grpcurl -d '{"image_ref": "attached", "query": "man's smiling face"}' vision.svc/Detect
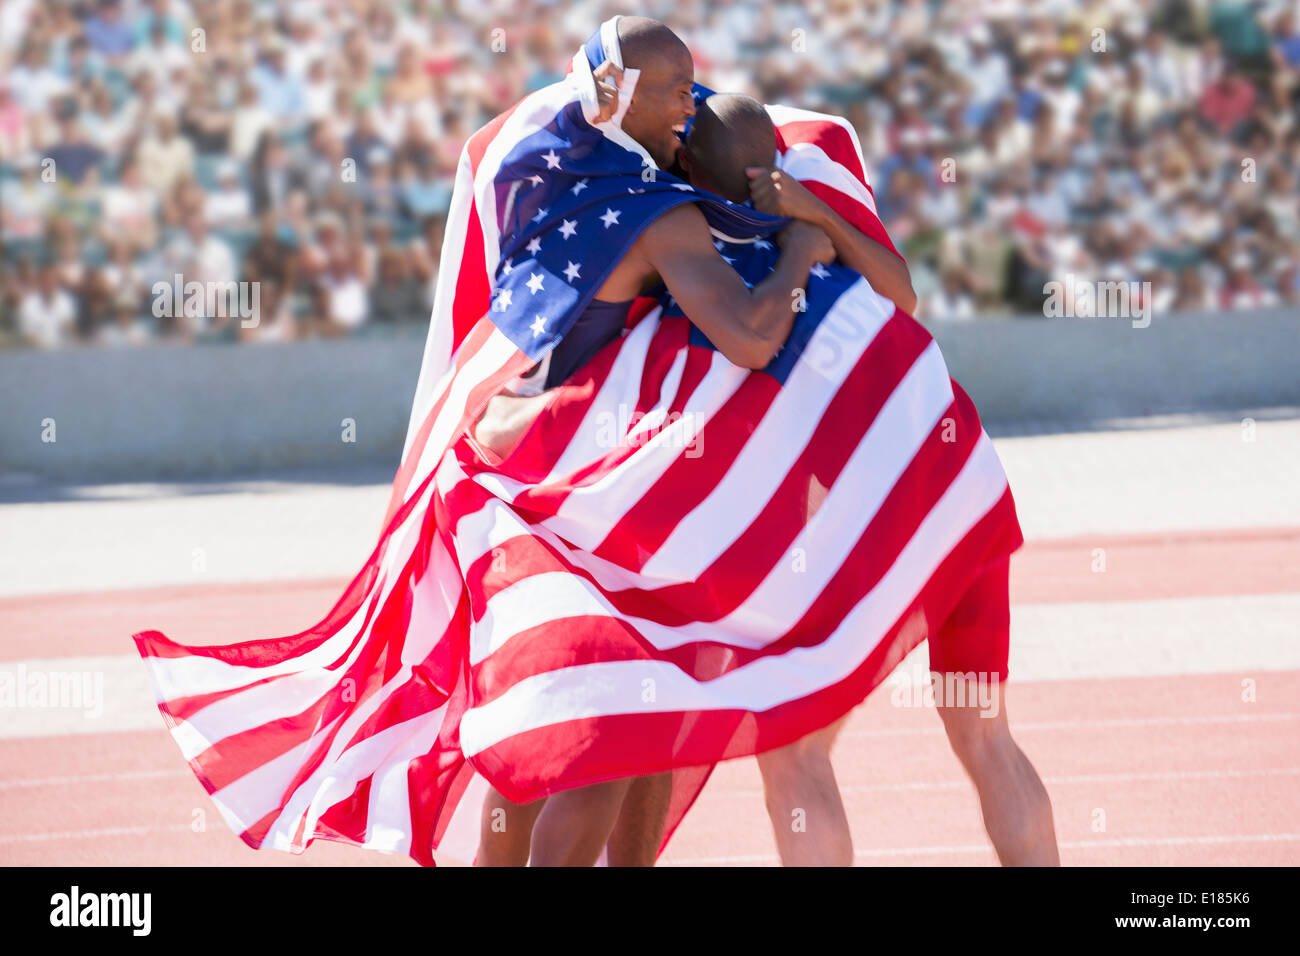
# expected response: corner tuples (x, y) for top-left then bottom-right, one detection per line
(620, 46), (697, 171)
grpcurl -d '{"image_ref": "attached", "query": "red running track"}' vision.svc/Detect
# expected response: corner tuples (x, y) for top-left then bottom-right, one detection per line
(2, 528), (1298, 866)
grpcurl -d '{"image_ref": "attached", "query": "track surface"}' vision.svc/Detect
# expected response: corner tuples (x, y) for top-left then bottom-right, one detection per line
(3, 416), (1298, 866)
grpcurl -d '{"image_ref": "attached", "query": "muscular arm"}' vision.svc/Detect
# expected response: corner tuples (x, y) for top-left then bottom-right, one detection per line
(811, 200), (917, 314)
(748, 167), (917, 314)
(633, 204), (824, 370)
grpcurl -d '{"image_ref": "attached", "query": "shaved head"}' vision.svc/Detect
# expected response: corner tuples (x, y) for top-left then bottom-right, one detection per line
(616, 16), (690, 71)
(684, 93), (776, 202)
(614, 16), (696, 169)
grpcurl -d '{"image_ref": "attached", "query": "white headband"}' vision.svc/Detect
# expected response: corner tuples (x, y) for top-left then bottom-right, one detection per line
(570, 16), (647, 164)
(600, 15), (624, 69)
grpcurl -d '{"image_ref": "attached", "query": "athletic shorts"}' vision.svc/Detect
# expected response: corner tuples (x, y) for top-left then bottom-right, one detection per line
(927, 554), (1011, 681)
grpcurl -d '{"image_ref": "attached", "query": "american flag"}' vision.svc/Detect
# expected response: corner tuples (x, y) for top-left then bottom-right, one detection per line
(133, 18), (1023, 866)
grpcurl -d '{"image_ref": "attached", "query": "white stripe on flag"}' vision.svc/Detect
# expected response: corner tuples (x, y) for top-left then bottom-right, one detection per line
(778, 141), (879, 214)
(457, 434), (1009, 757)
(642, 281), (893, 580)
(717, 339), (956, 640)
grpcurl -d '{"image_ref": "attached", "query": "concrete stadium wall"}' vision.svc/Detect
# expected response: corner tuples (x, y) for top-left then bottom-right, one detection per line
(926, 309), (1298, 425)
(0, 333), (428, 482)
(1, 310), (1296, 481)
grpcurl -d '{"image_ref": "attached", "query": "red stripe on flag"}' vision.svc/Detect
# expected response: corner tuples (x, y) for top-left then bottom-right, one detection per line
(471, 486), (1019, 810)
(316, 776), (373, 845)
(451, 198), (492, 356)
(803, 180), (902, 261)
(776, 117), (867, 188)
(592, 365), (781, 570)
(467, 101), (523, 176)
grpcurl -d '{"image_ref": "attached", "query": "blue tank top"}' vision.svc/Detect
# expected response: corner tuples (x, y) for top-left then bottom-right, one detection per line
(538, 297), (633, 388)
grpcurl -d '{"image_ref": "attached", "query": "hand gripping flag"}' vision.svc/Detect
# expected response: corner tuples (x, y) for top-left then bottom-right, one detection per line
(133, 17), (1023, 866)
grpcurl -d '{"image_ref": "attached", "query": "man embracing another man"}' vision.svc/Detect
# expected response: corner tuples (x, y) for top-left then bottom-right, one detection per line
(132, 15), (1058, 869)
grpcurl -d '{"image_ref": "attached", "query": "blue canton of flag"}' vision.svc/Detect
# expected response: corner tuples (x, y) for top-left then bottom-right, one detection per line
(484, 98), (788, 364)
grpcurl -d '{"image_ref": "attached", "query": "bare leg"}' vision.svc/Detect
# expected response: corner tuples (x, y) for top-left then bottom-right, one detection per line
(529, 778), (633, 866)
(937, 688), (1059, 866)
(756, 717), (852, 866)
(606, 772), (672, 866)
(477, 785), (545, 866)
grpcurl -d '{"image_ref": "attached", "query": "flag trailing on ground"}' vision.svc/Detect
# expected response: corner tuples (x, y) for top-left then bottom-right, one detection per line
(133, 17), (1023, 866)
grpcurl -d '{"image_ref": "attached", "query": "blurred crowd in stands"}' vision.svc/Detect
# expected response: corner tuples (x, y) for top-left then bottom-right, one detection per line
(1, 0), (1298, 348)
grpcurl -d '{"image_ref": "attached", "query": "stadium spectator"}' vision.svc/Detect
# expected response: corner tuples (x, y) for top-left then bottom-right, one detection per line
(248, 129), (301, 214)
(0, 77), (30, 162)
(304, 213), (370, 336)
(205, 160), (252, 228)
(136, 109), (194, 193)
(243, 209), (299, 292)
(128, 20), (191, 89)
(159, 216), (238, 339)
(83, 0), (135, 62)
(2, 0), (1297, 352)
(9, 41), (69, 116)
(96, 294), (152, 346)
(370, 246), (426, 325)
(18, 264), (78, 348)
(237, 277), (297, 343)
(46, 104), (105, 186)
(1199, 66), (1259, 135)
(252, 37), (307, 125)
(923, 270), (977, 321)
(133, 0), (186, 47)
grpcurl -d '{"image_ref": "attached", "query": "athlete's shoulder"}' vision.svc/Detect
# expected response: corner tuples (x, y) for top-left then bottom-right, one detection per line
(639, 202), (711, 251)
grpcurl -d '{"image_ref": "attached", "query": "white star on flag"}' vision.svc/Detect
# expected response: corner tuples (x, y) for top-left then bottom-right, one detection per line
(600, 208), (621, 228)
(494, 288), (513, 310)
(530, 315), (546, 337)
(811, 262), (830, 279)
(528, 174), (543, 186)
(542, 150), (561, 169)
(571, 178), (589, 195)
(563, 261), (581, 281)
(559, 219), (577, 239)
(713, 240), (725, 251)
(501, 257), (514, 275)
(755, 239), (773, 250)
(532, 206), (549, 224)
(526, 272), (545, 294)
(526, 237), (542, 254)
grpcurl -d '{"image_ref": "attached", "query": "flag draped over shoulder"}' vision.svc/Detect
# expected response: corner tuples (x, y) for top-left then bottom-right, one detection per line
(132, 17), (1023, 867)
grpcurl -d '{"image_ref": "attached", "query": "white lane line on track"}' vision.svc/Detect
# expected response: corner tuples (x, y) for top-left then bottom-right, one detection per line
(0, 485), (390, 598)
(888, 593), (1300, 685)
(0, 768), (191, 790)
(0, 664), (1295, 742)
(662, 833), (1300, 865)
(0, 823), (219, 844)
(3, 592), (1299, 739)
